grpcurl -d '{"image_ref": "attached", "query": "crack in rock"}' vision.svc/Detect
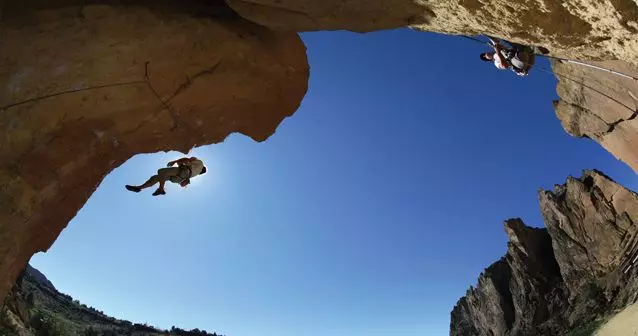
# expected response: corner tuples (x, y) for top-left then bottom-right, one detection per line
(166, 62), (222, 105)
(606, 110), (638, 134)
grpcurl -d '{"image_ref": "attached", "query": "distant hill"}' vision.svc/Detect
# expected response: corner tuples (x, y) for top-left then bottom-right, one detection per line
(0, 265), (222, 336)
(22, 266), (56, 292)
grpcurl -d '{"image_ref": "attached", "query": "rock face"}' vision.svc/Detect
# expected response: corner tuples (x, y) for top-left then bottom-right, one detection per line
(540, 170), (638, 309)
(552, 60), (638, 173)
(227, 1), (638, 180)
(451, 219), (566, 336)
(451, 170), (638, 335)
(0, 0), (309, 301)
(226, 0), (638, 62)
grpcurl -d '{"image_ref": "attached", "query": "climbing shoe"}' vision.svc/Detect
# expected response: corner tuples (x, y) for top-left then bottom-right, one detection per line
(152, 189), (166, 196)
(125, 185), (141, 193)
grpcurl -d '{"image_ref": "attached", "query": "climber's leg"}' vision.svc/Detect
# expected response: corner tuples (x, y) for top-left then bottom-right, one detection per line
(125, 167), (180, 194)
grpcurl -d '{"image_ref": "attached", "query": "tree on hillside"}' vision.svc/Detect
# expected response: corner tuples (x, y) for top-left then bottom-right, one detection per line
(0, 306), (18, 336)
(83, 326), (99, 336)
(30, 309), (73, 336)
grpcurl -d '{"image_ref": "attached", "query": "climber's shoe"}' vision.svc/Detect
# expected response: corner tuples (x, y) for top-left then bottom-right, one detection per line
(125, 185), (142, 193)
(152, 188), (166, 196)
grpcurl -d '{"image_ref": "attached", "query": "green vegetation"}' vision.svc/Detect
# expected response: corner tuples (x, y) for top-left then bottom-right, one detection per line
(0, 305), (18, 336)
(30, 309), (74, 336)
(566, 318), (604, 336)
(583, 281), (606, 303)
(0, 265), (225, 336)
(565, 281), (608, 336)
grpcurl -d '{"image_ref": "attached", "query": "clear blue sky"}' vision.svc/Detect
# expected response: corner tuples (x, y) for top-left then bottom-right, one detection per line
(31, 29), (638, 336)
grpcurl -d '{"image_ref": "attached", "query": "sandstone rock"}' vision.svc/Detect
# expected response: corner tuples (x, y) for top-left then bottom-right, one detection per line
(552, 61), (638, 173)
(450, 258), (515, 336)
(450, 219), (565, 336)
(226, 0), (435, 33)
(503, 219), (566, 335)
(230, 0), (638, 182)
(452, 170), (638, 335)
(227, 0), (638, 63)
(0, 1), (309, 301)
(539, 170), (638, 295)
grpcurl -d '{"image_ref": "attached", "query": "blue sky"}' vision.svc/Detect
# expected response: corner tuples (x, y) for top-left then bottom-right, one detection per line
(31, 29), (637, 336)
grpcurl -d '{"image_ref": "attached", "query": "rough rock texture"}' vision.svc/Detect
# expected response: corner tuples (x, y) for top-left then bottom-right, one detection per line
(451, 220), (566, 336)
(0, 0), (309, 301)
(553, 60), (638, 173)
(227, 1), (638, 178)
(540, 170), (638, 309)
(451, 170), (638, 335)
(230, 0), (638, 180)
(226, 0), (638, 62)
(540, 171), (638, 293)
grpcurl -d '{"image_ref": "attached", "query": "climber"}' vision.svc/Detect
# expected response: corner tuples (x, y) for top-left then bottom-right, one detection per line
(125, 157), (207, 196)
(479, 37), (547, 76)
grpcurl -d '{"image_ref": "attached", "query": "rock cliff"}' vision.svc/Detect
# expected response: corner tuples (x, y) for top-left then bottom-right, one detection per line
(552, 60), (638, 173)
(0, 0), (309, 301)
(450, 170), (638, 335)
(226, 0), (638, 182)
(226, 0), (638, 62)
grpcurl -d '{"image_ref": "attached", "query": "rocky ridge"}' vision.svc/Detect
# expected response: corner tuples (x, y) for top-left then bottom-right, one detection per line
(450, 170), (638, 335)
(0, 264), (220, 335)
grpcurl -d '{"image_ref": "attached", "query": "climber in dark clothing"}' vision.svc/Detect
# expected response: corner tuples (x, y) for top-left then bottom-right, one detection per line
(125, 157), (207, 196)
(479, 36), (549, 76)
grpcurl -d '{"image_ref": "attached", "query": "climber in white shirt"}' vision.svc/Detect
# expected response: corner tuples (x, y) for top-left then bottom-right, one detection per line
(479, 37), (548, 76)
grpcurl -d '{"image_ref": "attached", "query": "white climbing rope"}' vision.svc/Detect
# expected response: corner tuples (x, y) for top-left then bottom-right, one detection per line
(538, 55), (638, 81)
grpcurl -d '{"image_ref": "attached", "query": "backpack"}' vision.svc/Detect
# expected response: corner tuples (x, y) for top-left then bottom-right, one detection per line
(502, 46), (535, 75)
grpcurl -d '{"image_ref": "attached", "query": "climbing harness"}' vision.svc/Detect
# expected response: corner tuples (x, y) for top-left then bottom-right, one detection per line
(171, 165), (192, 183)
(503, 46), (535, 76)
(180, 165), (193, 179)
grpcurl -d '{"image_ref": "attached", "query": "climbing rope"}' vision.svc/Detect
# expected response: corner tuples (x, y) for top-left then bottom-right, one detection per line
(538, 55), (638, 81)
(0, 61), (182, 132)
(1, 62), (171, 111)
(460, 35), (638, 81)
(461, 35), (492, 47)
(0, 79), (147, 111)
(537, 66), (637, 114)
